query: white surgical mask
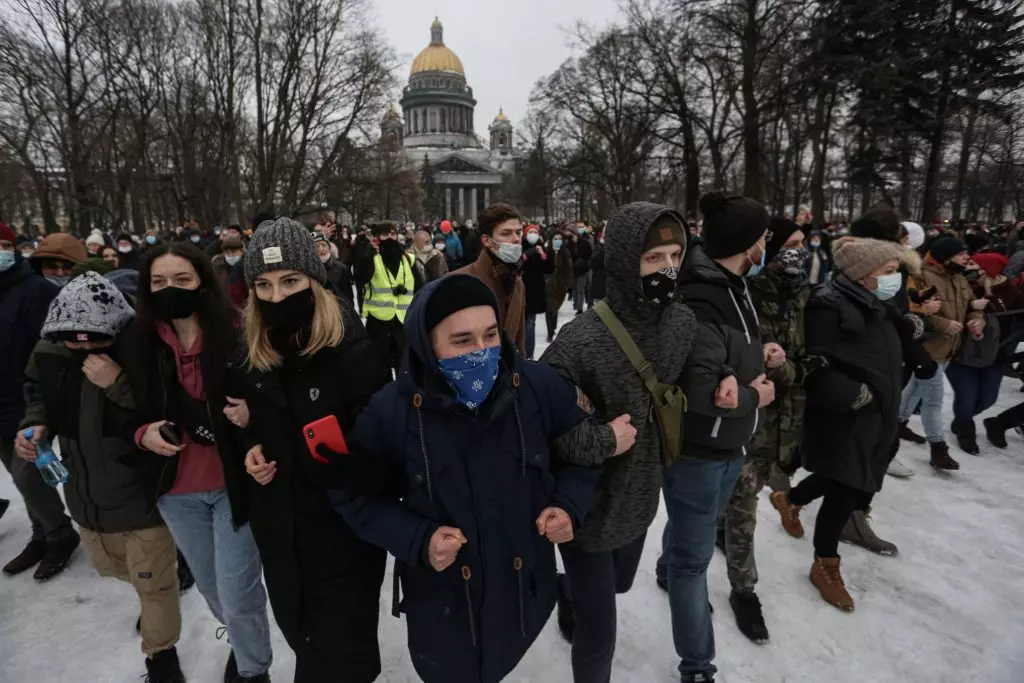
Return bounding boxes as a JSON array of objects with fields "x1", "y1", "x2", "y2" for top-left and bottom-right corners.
[
  {"x1": 21, "y1": 250, "x2": 34, "y2": 259},
  {"x1": 871, "y1": 272, "x2": 903, "y2": 301},
  {"x1": 224, "y1": 255, "x2": 242, "y2": 266},
  {"x1": 494, "y1": 241, "x2": 522, "y2": 265},
  {"x1": 189, "y1": 235, "x2": 200, "y2": 244},
  {"x1": 526, "y1": 233, "x2": 539, "y2": 245},
  {"x1": 434, "y1": 242, "x2": 446, "y2": 251},
  {"x1": 118, "y1": 245, "x2": 132, "y2": 254}
]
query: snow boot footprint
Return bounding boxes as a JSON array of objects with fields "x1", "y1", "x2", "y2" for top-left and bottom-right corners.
[
  {"x1": 728, "y1": 590, "x2": 769, "y2": 644},
  {"x1": 929, "y1": 442, "x2": 960, "y2": 471}
]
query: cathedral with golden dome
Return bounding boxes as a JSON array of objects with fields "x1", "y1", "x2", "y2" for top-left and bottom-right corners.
[{"x1": 380, "y1": 17, "x2": 518, "y2": 221}]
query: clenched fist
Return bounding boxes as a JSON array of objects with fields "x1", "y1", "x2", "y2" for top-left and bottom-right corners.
[
  {"x1": 536, "y1": 507, "x2": 573, "y2": 544},
  {"x1": 609, "y1": 414, "x2": 637, "y2": 456},
  {"x1": 429, "y1": 526, "x2": 467, "y2": 572}
]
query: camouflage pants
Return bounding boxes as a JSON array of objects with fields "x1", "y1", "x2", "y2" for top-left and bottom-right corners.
[{"x1": 718, "y1": 451, "x2": 791, "y2": 594}]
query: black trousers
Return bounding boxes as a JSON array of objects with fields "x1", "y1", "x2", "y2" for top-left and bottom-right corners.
[
  {"x1": 788, "y1": 474, "x2": 873, "y2": 559},
  {"x1": 992, "y1": 400, "x2": 1024, "y2": 429},
  {"x1": 364, "y1": 316, "x2": 406, "y2": 375},
  {"x1": 558, "y1": 533, "x2": 647, "y2": 683}
]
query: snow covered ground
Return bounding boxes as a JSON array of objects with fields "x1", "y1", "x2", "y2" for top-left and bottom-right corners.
[{"x1": 2, "y1": 302, "x2": 1024, "y2": 683}]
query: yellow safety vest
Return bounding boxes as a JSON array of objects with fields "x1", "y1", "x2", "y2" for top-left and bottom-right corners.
[{"x1": 364, "y1": 253, "x2": 415, "y2": 323}]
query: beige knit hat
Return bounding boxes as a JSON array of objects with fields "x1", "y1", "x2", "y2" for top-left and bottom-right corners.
[{"x1": 832, "y1": 237, "x2": 907, "y2": 282}]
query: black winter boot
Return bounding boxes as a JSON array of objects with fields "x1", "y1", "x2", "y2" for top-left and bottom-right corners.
[
  {"x1": 33, "y1": 530, "x2": 80, "y2": 581},
  {"x1": 556, "y1": 573, "x2": 574, "y2": 644},
  {"x1": 3, "y1": 539, "x2": 46, "y2": 576},
  {"x1": 145, "y1": 647, "x2": 186, "y2": 683},
  {"x1": 952, "y1": 419, "x2": 980, "y2": 455},
  {"x1": 177, "y1": 550, "x2": 195, "y2": 593},
  {"x1": 929, "y1": 442, "x2": 960, "y2": 471},
  {"x1": 984, "y1": 417, "x2": 1008, "y2": 449},
  {"x1": 728, "y1": 590, "x2": 769, "y2": 644},
  {"x1": 225, "y1": 650, "x2": 271, "y2": 683}
]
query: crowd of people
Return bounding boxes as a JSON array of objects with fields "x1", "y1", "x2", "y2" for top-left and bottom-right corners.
[{"x1": 0, "y1": 199, "x2": 1023, "y2": 683}]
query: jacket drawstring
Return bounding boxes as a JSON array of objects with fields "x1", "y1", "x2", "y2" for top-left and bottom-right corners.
[
  {"x1": 412, "y1": 394, "x2": 432, "y2": 503},
  {"x1": 514, "y1": 557, "x2": 525, "y2": 637},
  {"x1": 462, "y1": 565, "x2": 477, "y2": 648},
  {"x1": 728, "y1": 289, "x2": 752, "y2": 344},
  {"x1": 512, "y1": 373, "x2": 526, "y2": 478}
]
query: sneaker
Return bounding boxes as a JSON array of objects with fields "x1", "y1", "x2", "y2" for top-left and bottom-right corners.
[
  {"x1": 33, "y1": 531, "x2": 80, "y2": 581},
  {"x1": 556, "y1": 573, "x2": 574, "y2": 643},
  {"x1": 886, "y1": 456, "x2": 915, "y2": 478},
  {"x1": 929, "y1": 442, "x2": 960, "y2": 471},
  {"x1": 728, "y1": 590, "x2": 769, "y2": 644},
  {"x1": 840, "y1": 509, "x2": 898, "y2": 555},
  {"x1": 984, "y1": 418, "x2": 1007, "y2": 449},
  {"x1": 0, "y1": 498, "x2": 9, "y2": 521},
  {"x1": 769, "y1": 491, "x2": 805, "y2": 539},
  {"x1": 3, "y1": 539, "x2": 47, "y2": 576},
  {"x1": 898, "y1": 421, "x2": 926, "y2": 444},
  {"x1": 809, "y1": 556, "x2": 854, "y2": 612},
  {"x1": 144, "y1": 647, "x2": 186, "y2": 683}
]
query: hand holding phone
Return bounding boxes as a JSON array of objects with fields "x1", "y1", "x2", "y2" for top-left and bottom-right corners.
[{"x1": 304, "y1": 416, "x2": 349, "y2": 464}]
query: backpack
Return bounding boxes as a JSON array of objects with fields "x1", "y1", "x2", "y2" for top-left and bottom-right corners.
[{"x1": 594, "y1": 301, "x2": 686, "y2": 466}]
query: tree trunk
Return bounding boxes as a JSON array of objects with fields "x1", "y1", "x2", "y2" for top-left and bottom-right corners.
[
  {"x1": 899, "y1": 134, "x2": 913, "y2": 217},
  {"x1": 951, "y1": 106, "x2": 978, "y2": 221},
  {"x1": 809, "y1": 87, "x2": 835, "y2": 227},
  {"x1": 741, "y1": 0, "x2": 761, "y2": 200}
]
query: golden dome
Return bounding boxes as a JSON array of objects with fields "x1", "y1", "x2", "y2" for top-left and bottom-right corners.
[
  {"x1": 494, "y1": 107, "x2": 509, "y2": 123},
  {"x1": 410, "y1": 18, "x2": 464, "y2": 76}
]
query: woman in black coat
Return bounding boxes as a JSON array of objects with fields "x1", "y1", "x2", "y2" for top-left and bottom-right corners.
[
  {"x1": 521, "y1": 226, "x2": 555, "y2": 359},
  {"x1": 238, "y1": 218, "x2": 391, "y2": 683},
  {"x1": 769, "y1": 237, "x2": 910, "y2": 613}
]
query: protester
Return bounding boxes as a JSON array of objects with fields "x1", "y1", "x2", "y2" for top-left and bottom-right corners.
[
  {"x1": 116, "y1": 233, "x2": 142, "y2": 271},
  {"x1": 806, "y1": 231, "x2": 832, "y2": 286},
  {"x1": 240, "y1": 218, "x2": 391, "y2": 682},
  {"x1": 769, "y1": 237, "x2": 917, "y2": 611},
  {"x1": 568, "y1": 224, "x2": 595, "y2": 315},
  {"x1": 16, "y1": 272, "x2": 185, "y2": 683},
  {"x1": 313, "y1": 231, "x2": 354, "y2": 303},
  {"x1": 412, "y1": 227, "x2": 449, "y2": 283},
  {"x1": 520, "y1": 225, "x2": 552, "y2": 359},
  {"x1": 590, "y1": 233, "x2": 607, "y2": 301},
  {"x1": 542, "y1": 202, "x2": 693, "y2": 683},
  {"x1": 660, "y1": 192, "x2": 773, "y2": 683},
  {"x1": 334, "y1": 273, "x2": 613, "y2": 683},
  {"x1": 85, "y1": 230, "x2": 105, "y2": 257},
  {"x1": 29, "y1": 233, "x2": 86, "y2": 286},
  {"x1": 718, "y1": 217, "x2": 819, "y2": 644},
  {"x1": 211, "y1": 236, "x2": 250, "y2": 309},
  {"x1": 902, "y1": 236, "x2": 985, "y2": 469},
  {"x1": 0, "y1": 223, "x2": 78, "y2": 580},
  {"x1": 455, "y1": 203, "x2": 527, "y2": 354},
  {"x1": 123, "y1": 243, "x2": 272, "y2": 682},
  {"x1": 439, "y1": 219, "x2": 464, "y2": 270},
  {"x1": 545, "y1": 229, "x2": 574, "y2": 343}
]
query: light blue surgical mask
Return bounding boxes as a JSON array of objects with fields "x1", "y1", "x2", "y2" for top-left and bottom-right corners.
[
  {"x1": 577, "y1": 227, "x2": 586, "y2": 236},
  {"x1": 224, "y1": 255, "x2": 242, "y2": 266},
  {"x1": 871, "y1": 272, "x2": 903, "y2": 301},
  {"x1": 526, "y1": 233, "x2": 540, "y2": 246},
  {"x1": 145, "y1": 235, "x2": 157, "y2": 245},
  {"x1": 553, "y1": 239, "x2": 563, "y2": 251},
  {"x1": 189, "y1": 235, "x2": 200, "y2": 244},
  {"x1": 746, "y1": 243, "x2": 767, "y2": 278},
  {"x1": 0, "y1": 250, "x2": 15, "y2": 271},
  {"x1": 437, "y1": 345, "x2": 501, "y2": 410}
]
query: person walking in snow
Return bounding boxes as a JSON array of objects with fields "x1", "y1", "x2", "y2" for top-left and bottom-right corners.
[
  {"x1": 0, "y1": 222, "x2": 79, "y2": 581},
  {"x1": 334, "y1": 273, "x2": 626, "y2": 683},
  {"x1": 543, "y1": 202, "x2": 694, "y2": 683},
  {"x1": 520, "y1": 224, "x2": 553, "y2": 359},
  {"x1": 125, "y1": 243, "x2": 273, "y2": 683},
  {"x1": 412, "y1": 227, "x2": 449, "y2": 283},
  {"x1": 769, "y1": 237, "x2": 921, "y2": 612},
  {"x1": 239, "y1": 219, "x2": 391, "y2": 683},
  {"x1": 16, "y1": 272, "x2": 186, "y2": 683},
  {"x1": 438, "y1": 219, "x2": 464, "y2": 270}
]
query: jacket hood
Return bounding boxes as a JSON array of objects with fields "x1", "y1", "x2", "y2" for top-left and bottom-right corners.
[
  {"x1": 402, "y1": 274, "x2": 518, "y2": 407},
  {"x1": 31, "y1": 233, "x2": 87, "y2": 266},
  {"x1": 604, "y1": 202, "x2": 688, "y2": 324},
  {"x1": 41, "y1": 271, "x2": 134, "y2": 341}
]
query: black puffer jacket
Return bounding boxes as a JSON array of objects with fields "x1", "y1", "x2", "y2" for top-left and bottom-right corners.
[
  {"x1": 802, "y1": 275, "x2": 903, "y2": 493},
  {"x1": 677, "y1": 246, "x2": 765, "y2": 460},
  {"x1": 541, "y1": 202, "x2": 696, "y2": 553}
]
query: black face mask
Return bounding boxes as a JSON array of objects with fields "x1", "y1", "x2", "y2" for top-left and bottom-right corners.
[
  {"x1": 66, "y1": 348, "x2": 93, "y2": 363},
  {"x1": 965, "y1": 268, "x2": 981, "y2": 283},
  {"x1": 640, "y1": 267, "x2": 679, "y2": 306},
  {"x1": 151, "y1": 286, "x2": 203, "y2": 320},
  {"x1": 945, "y1": 261, "x2": 966, "y2": 274},
  {"x1": 258, "y1": 288, "x2": 316, "y2": 353}
]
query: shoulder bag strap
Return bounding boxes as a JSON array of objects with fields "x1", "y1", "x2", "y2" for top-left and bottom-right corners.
[{"x1": 593, "y1": 300, "x2": 660, "y2": 393}]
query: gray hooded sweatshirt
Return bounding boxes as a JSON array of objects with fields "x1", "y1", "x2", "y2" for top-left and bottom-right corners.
[{"x1": 541, "y1": 202, "x2": 697, "y2": 553}]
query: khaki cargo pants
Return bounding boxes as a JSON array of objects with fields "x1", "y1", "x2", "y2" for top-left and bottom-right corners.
[{"x1": 80, "y1": 525, "x2": 181, "y2": 656}]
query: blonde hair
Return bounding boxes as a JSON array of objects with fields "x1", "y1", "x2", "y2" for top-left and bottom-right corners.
[{"x1": 244, "y1": 279, "x2": 344, "y2": 371}]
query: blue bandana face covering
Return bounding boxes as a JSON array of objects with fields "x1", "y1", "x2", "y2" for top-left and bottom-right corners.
[{"x1": 437, "y1": 345, "x2": 501, "y2": 410}]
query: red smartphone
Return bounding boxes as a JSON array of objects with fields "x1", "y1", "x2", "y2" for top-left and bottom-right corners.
[{"x1": 304, "y1": 415, "x2": 349, "y2": 464}]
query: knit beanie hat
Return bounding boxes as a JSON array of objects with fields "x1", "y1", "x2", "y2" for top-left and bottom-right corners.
[
  {"x1": 832, "y1": 237, "x2": 906, "y2": 282},
  {"x1": 0, "y1": 222, "x2": 14, "y2": 244},
  {"x1": 424, "y1": 274, "x2": 499, "y2": 332},
  {"x1": 41, "y1": 271, "x2": 134, "y2": 342},
  {"x1": 85, "y1": 231, "x2": 104, "y2": 248},
  {"x1": 851, "y1": 206, "x2": 901, "y2": 243},
  {"x1": 244, "y1": 217, "x2": 326, "y2": 287},
  {"x1": 699, "y1": 192, "x2": 770, "y2": 259},
  {"x1": 765, "y1": 217, "x2": 802, "y2": 263},
  {"x1": 643, "y1": 214, "x2": 686, "y2": 253},
  {"x1": 311, "y1": 231, "x2": 329, "y2": 244},
  {"x1": 902, "y1": 221, "x2": 926, "y2": 249},
  {"x1": 928, "y1": 236, "x2": 968, "y2": 264}
]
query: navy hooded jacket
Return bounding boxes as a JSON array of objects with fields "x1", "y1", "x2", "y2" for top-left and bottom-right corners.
[{"x1": 331, "y1": 274, "x2": 601, "y2": 683}]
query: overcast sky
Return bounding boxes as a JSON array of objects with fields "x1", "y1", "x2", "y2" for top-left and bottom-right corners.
[{"x1": 372, "y1": 0, "x2": 622, "y2": 135}]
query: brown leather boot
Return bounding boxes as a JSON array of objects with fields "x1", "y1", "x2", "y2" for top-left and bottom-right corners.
[
  {"x1": 898, "y1": 420, "x2": 926, "y2": 444},
  {"x1": 770, "y1": 491, "x2": 805, "y2": 539},
  {"x1": 929, "y1": 441, "x2": 960, "y2": 471},
  {"x1": 810, "y1": 556, "x2": 854, "y2": 612}
]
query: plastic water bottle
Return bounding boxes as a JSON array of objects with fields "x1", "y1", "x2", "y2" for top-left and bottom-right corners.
[{"x1": 22, "y1": 428, "x2": 69, "y2": 487}]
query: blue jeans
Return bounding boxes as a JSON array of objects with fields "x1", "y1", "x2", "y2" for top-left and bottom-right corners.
[
  {"x1": 659, "y1": 455, "x2": 744, "y2": 676},
  {"x1": 158, "y1": 489, "x2": 272, "y2": 677},
  {"x1": 525, "y1": 314, "x2": 537, "y2": 359},
  {"x1": 899, "y1": 362, "x2": 949, "y2": 443},
  {"x1": 944, "y1": 361, "x2": 1003, "y2": 422}
]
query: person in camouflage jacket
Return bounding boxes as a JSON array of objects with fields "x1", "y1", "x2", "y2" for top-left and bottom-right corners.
[{"x1": 718, "y1": 219, "x2": 826, "y2": 644}]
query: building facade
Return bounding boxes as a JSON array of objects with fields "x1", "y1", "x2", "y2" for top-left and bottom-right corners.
[{"x1": 381, "y1": 18, "x2": 518, "y2": 221}]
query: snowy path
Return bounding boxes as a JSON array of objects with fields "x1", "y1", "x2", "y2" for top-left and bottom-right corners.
[{"x1": 2, "y1": 303, "x2": 1023, "y2": 683}]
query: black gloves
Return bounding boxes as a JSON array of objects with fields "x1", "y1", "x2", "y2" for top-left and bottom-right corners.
[{"x1": 913, "y1": 359, "x2": 939, "y2": 381}]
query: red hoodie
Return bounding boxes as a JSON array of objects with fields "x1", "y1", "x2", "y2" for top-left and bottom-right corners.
[{"x1": 135, "y1": 322, "x2": 225, "y2": 495}]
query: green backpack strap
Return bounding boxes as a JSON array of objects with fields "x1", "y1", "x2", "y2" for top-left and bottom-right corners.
[{"x1": 593, "y1": 301, "x2": 659, "y2": 395}]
